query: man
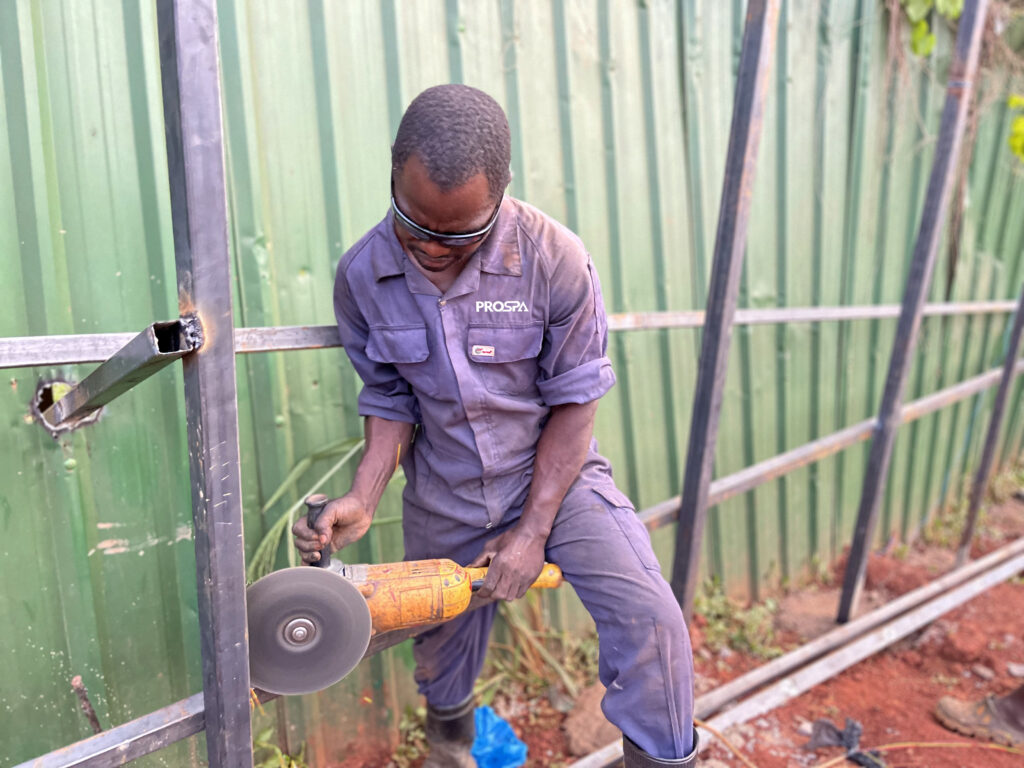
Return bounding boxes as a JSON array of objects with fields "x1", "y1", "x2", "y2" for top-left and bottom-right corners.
[{"x1": 293, "y1": 84, "x2": 696, "y2": 767}]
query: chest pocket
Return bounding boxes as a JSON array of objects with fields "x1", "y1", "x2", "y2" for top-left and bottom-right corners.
[
  {"x1": 365, "y1": 324, "x2": 437, "y2": 397},
  {"x1": 467, "y1": 323, "x2": 544, "y2": 396}
]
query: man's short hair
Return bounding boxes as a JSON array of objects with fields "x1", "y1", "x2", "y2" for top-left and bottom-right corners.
[{"x1": 392, "y1": 84, "x2": 512, "y2": 201}]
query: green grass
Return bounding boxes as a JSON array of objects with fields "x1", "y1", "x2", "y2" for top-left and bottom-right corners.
[{"x1": 694, "y1": 579, "x2": 783, "y2": 659}]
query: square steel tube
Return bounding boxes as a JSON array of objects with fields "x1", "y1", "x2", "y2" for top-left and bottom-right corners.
[
  {"x1": 156, "y1": 0, "x2": 253, "y2": 764},
  {"x1": 40, "y1": 318, "x2": 200, "y2": 429}
]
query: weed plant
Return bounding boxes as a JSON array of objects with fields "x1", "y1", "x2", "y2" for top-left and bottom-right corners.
[{"x1": 693, "y1": 579, "x2": 782, "y2": 659}]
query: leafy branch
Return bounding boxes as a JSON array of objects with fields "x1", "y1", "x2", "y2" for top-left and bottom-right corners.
[
  {"x1": 252, "y1": 726, "x2": 308, "y2": 768},
  {"x1": 245, "y1": 436, "x2": 405, "y2": 583},
  {"x1": 1010, "y1": 93, "x2": 1024, "y2": 161},
  {"x1": 901, "y1": 0, "x2": 964, "y2": 57}
]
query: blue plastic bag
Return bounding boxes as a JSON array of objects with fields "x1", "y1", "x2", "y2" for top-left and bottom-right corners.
[{"x1": 470, "y1": 705, "x2": 528, "y2": 768}]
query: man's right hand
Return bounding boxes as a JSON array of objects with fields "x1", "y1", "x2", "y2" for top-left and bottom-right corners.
[{"x1": 291, "y1": 494, "x2": 374, "y2": 564}]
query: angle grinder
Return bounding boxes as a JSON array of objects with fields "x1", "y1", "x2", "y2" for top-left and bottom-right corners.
[{"x1": 246, "y1": 494, "x2": 564, "y2": 695}]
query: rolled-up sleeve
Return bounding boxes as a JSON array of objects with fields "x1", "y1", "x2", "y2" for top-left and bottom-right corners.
[
  {"x1": 537, "y1": 251, "x2": 616, "y2": 406},
  {"x1": 334, "y1": 264, "x2": 421, "y2": 424}
]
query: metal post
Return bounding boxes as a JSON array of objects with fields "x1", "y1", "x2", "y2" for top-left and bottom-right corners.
[
  {"x1": 670, "y1": 0, "x2": 780, "y2": 619},
  {"x1": 956, "y1": 283, "x2": 1024, "y2": 565},
  {"x1": 156, "y1": 0, "x2": 252, "y2": 765},
  {"x1": 837, "y1": 0, "x2": 989, "y2": 622}
]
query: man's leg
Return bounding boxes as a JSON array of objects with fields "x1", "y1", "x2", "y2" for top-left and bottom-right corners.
[
  {"x1": 411, "y1": 604, "x2": 498, "y2": 768},
  {"x1": 402, "y1": 501, "x2": 499, "y2": 766},
  {"x1": 545, "y1": 486, "x2": 696, "y2": 763},
  {"x1": 412, "y1": 601, "x2": 499, "y2": 706}
]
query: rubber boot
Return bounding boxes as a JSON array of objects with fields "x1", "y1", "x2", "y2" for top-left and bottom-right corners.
[
  {"x1": 622, "y1": 730, "x2": 699, "y2": 766},
  {"x1": 423, "y1": 696, "x2": 476, "y2": 768}
]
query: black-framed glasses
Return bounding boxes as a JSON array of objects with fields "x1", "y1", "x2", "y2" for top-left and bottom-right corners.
[{"x1": 391, "y1": 188, "x2": 503, "y2": 247}]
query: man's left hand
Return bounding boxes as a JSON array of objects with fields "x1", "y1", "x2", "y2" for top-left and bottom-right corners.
[{"x1": 469, "y1": 526, "x2": 547, "y2": 601}]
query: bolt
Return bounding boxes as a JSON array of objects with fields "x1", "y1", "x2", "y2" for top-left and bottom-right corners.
[{"x1": 283, "y1": 618, "x2": 316, "y2": 646}]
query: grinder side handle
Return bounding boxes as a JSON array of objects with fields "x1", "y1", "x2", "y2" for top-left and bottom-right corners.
[{"x1": 305, "y1": 493, "x2": 333, "y2": 568}]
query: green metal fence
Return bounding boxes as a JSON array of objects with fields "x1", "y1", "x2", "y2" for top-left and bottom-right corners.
[{"x1": 2, "y1": 0, "x2": 1023, "y2": 763}]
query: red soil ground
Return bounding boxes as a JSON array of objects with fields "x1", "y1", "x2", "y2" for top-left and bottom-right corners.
[
  {"x1": 333, "y1": 496, "x2": 1024, "y2": 767},
  {"x1": 703, "y1": 496, "x2": 1024, "y2": 768}
]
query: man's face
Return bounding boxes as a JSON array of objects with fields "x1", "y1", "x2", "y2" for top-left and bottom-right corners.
[{"x1": 391, "y1": 155, "x2": 499, "y2": 283}]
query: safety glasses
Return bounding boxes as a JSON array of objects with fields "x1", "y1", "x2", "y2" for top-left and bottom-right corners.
[{"x1": 391, "y1": 187, "x2": 503, "y2": 247}]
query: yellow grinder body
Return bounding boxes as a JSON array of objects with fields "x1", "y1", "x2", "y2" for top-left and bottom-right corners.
[
  {"x1": 342, "y1": 558, "x2": 564, "y2": 634},
  {"x1": 246, "y1": 556, "x2": 563, "y2": 696}
]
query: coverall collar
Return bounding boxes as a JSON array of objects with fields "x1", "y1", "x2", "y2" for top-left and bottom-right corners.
[{"x1": 371, "y1": 202, "x2": 522, "y2": 294}]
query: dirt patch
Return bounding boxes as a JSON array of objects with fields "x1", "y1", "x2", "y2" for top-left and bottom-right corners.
[
  {"x1": 697, "y1": 494, "x2": 1024, "y2": 768},
  {"x1": 562, "y1": 683, "x2": 620, "y2": 756},
  {"x1": 776, "y1": 587, "x2": 889, "y2": 641},
  {"x1": 706, "y1": 577, "x2": 1024, "y2": 768}
]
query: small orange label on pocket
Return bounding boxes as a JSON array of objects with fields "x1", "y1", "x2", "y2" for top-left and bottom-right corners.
[{"x1": 472, "y1": 344, "x2": 495, "y2": 357}]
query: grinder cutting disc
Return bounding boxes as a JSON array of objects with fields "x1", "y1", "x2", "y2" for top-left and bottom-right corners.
[{"x1": 247, "y1": 567, "x2": 372, "y2": 695}]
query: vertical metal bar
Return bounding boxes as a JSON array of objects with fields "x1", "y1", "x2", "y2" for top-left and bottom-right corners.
[
  {"x1": 156, "y1": 1, "x2": 253, "y2": 765},
  {"x1": 837, "y1": 0, "x2": 989, "y2": 622},
  {"x1": 956, "y1": 283, "x2": 1024, "y2": 566},
  {"x1": 670, "y1": 0, "x2": 780, "y2": 619}
]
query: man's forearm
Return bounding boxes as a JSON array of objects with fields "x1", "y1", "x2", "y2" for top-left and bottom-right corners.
[
  {"x1": 350, "y1": 416, "x2": 415, "y2": 511},
  {"x1": 518, "y1": 400, "x2": 600, "y2": 539}
]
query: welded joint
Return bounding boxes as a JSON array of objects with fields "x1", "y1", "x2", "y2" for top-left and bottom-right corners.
[{"x1": 181, "y1": 313, "x2": 203, "y2": 350}]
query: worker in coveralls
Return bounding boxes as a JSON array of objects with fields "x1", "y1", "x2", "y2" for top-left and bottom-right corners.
[{"x1": 293, "y1": 84, "x2": 697, "y2": 767}]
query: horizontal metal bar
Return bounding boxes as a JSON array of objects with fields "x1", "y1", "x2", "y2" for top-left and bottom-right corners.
[
  {"x1": 612, "y1": 300, "x2": 1016, "y2": 331},
  {"x1": 569, "y1": 536, "x2": 1024, "y2": 767},
  {"x1": 1, "y1": 301, "x2": 1015, "y2": 369},
  {"x1": 639, "y1": 360, "x2": 1023, "y2": 531},
  {"x1": 1, "y1": 333, "x2": 135, "y2": 368},
  {"x1": 232, "y1": 324, "x2": 342, "y2": 353},
  {"x1": 13, "y1": 693, "x2": 205, "y2": 768},
  {"x1": 41, "y1": 319, "x2": 202, "y2": 428}
]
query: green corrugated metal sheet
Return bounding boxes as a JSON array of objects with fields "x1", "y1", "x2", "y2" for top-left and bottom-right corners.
[{"x1": 2, "y1": 0, "x2": 1024, "y2": 762}]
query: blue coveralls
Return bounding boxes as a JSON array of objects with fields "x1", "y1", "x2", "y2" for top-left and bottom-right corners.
[{"x1": 334, "y1": 198, "x2": 695, "y2": 759}]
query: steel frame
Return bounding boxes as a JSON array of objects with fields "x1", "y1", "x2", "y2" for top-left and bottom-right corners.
[
  {"x1": 837, "y1": 0, "x2": 990, "y2": 622},
  {"x1": 10, "y1": 0, "x2": 1021, "y2": 766}
]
